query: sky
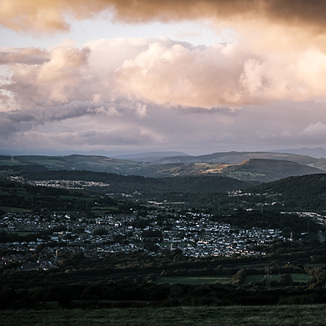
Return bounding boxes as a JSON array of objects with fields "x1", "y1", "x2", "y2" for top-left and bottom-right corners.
[{"x1": 1, "y1": 0, "x2": 326, "y2": 156}]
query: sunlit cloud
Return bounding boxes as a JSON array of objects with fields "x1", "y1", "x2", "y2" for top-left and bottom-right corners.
[
  {"x1": 1, "y1": 1, "x2": 326, "y2": 154},
  {"x1": 3, "y1": 37, "x2": 326, "y2": 114},
  {"x1": 2, "y1": 1, "x2": 326, "y2": 35}
]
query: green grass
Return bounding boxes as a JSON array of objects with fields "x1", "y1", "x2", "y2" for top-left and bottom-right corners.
[
  {"x1": 0, "y1": 160, "x2": 25, "y2": 166},
  {"x1": 265, "y1": 193, "x2": 280, "y2": 200},
  {"x1": 7, "y1": 231, "x2": 36, "y2": 236},
  {"x1": 16, "y1": 190, "x2": 32, "y2": 197},
  {"x1": 227, "y1": 171, "x2": 266, "y2": 178},
  {"x1": 0, "y1": 206, "x2": 32, "y2": 213},
  {"x1": 159, "y1": 241, "x2": 189, "y2": 249},
  {"x1": 59, "y1": 195, "x2": 83, "y2": 200},
  {"x1": 244, "y1": 273, "x2": 312, "y2": 284},
  {"x1": 19, "y1": 158, "x2": 67, "y2": 168},
  {"x1": 1, "y1": 305, "x2": 326, "y2": 326},
  {"x1": 91, "y1": 206, "x2": 119, "y2": 211},
  {"x1": 0, "y1": 170, "x2": 13, "y2": 176},
  {"x1": 288, "y1": 274, "x2": 312, "y2": 283},
  {"x1": 158, "y1": 276, "x2": 233, "y2": 285},
  {"x1": 158, "y1": 274, "x2": 312, "y2": 286}
]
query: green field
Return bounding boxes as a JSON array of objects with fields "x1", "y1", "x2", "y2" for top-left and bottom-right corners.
[
  {"x1": 158, "y1": 274, "x2": 312, "y2": 285},
  {"x1": 244, "y1": 273, "x2": 312, "y2": 284},
  {"x1": 91, "y1": 206, "x2": 119, "y2": 212},
  {"x1": 158, "y1": 275, "x2": 233, "y2": 285},
  {"x1": 1, "y1": 305, "x2": 326, "y2": 326},
  {"x1": 7, "y1": 231, "x2": 36, "y2": 236},
  {"x1": 0, "y1": 206, "x2": 32, "y2": 213},
  {"x1": 0, "y1": 159, "x2": 25, "y2": 166}
]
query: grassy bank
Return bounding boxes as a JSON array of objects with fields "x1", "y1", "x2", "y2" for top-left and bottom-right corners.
[{"x1": 1, "y1": 304, "x2": 326, "y2": 326}]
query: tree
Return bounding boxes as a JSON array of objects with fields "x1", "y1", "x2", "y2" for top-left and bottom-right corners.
[
  {"x1": 59, "y1": 251, "x2": 86, "y2": 268},
  {"x1": 144, "y1": 242, "x2": 159, "y2": 252},
  {"x1": 233, "y1": 269, "x2": 246, "y2": 285},
  {"x1": 93, "y1": 228, "x2": 108, "y2": 236},
  {"x1": 279, "y1": 274, "x2": 293, "y2": 285}
]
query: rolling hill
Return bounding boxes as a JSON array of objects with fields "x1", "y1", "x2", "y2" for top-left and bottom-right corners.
[
  {"x1": 17, "y1": 169, "x2": 256, "y2": 197},
  {"x1": 250, "y1": 173, "x2": 326, "y2": 210},
  {"x1": 224, "y1": 158, "x2": 323, "y2": 182},
  {"x1": 155, "y1": 151, "x2": 326, "y2": 165},
  {"x1": 1, "y1": 150, "x2": 325, "y2": 182}
]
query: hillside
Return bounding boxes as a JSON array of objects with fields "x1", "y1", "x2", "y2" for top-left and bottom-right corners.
[
  {"x1": 1, "y1": 151, "x2": 326, "y2": 182},
  {"x1": 17, "y1": 170, "x2": 256, "y2": 200},
  {"x1": 156, "y1": 151, "x2": 326, "y2": 165},
  {"x1": 0, "y1": 178, "x2": 137, "y2": 214},
  {"x1": 11, "y1": 168, "x2": 326, "y2": 210},
  {"x1": 250, "y1": 174, "x2": 326, "y2": 210},
  {"x1": 226, "y1": 158, "x2": 323, "y2": 182}
]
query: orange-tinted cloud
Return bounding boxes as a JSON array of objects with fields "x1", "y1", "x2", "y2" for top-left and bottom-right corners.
[
  {"x1": 1, "y1": 0, "x2": 326, "y2": 34},
  {"x1": 1, "y1": 46, "x2": 90, "y2": 109},
  {"x1": 0, "y1": 47, "x2": 49, "y2": 64},
  {"x1": 3, "y1": 38, "x2": 326, "y2": 113},
  {"x1": 2, "y1": 2, "x2": 326, "y2": 154},
  {"x1": 114, "y1": 40, "x2": 326, "y2": 108}
]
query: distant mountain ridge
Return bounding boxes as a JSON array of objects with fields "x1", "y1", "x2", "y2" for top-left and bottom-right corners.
[
  {"x1": 1, "y1": 150, "x2": 326, "y2": 182},
  {"x1": 155, "y1": 151, "x2": 325, "y2": 164},
  {"x1": 271, "y1": 147, "x2": 326, "y2": 159},
  {"x1": 113, "y1": 151, "x2": 189, "y2": 162}
]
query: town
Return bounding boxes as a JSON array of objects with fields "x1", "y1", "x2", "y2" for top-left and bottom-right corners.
[{"x1": 1, "y1": 207, "x2": 289, "y2": 272}]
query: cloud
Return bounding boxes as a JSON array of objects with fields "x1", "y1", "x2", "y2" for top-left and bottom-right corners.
[
  {"x1": 2, "y1": 2, "x2": 326, "y2": 154},
  {"x1": 115, "y1": 41, "x2": 249, "y2": 108},
  {"x1": 0, "y1": 47, "x2": 49, "y2": 65},
  {"x1": 1, "y1": 36, "x2": 326, "y2": 153},
  {"x1": 0, "y1": 39, "x2": 249, "y2": 114},
  {"x1": 2, "y1": 37, "x2": 326, "y2": 115},
  {"x1": 2, "y1": 92, "x2": 326, "y2": 155},
  {"x1": 303, "y1": 122, "x2": 326, "y2": 137},
  {"x1": 1, "y1": 46, "x2": 90, "y2": 109},
  {"x1": 2, "y1": 0, "x2": 326, "y2": 35},
  {"x1": 2, "y1": 112, "x2": 166, "y2": 154},
  {"x1": 2, "y1": 3, "x2": 326, "y2": 110},
  {"x1": 115, "y1": 40, "x2": 326, "y2": 108},
  {"x1": 240, "y1": 47, "x2": 326, "y2": 102},
  {"x1": 0, "y1": 0, "x2": 80, "y2": 33},
  {"x1": 0, "y1": 0, "x2": 326, "y2": 33}
]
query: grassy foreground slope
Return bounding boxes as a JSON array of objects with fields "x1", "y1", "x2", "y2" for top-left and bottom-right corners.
[{"x1": 1, "y1": 305, "x2": 326, "y2": 326}]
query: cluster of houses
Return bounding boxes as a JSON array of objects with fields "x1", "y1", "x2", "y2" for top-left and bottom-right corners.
[
  {"x1": 0, "y1": 208, "x2": 289, "y2": 272},
  {"x1": 288, "y1": 211, "x2": 326, "y2": 226},
  {"x1": 8, "y1": 176, "x2": 110, "y2": 189}
]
